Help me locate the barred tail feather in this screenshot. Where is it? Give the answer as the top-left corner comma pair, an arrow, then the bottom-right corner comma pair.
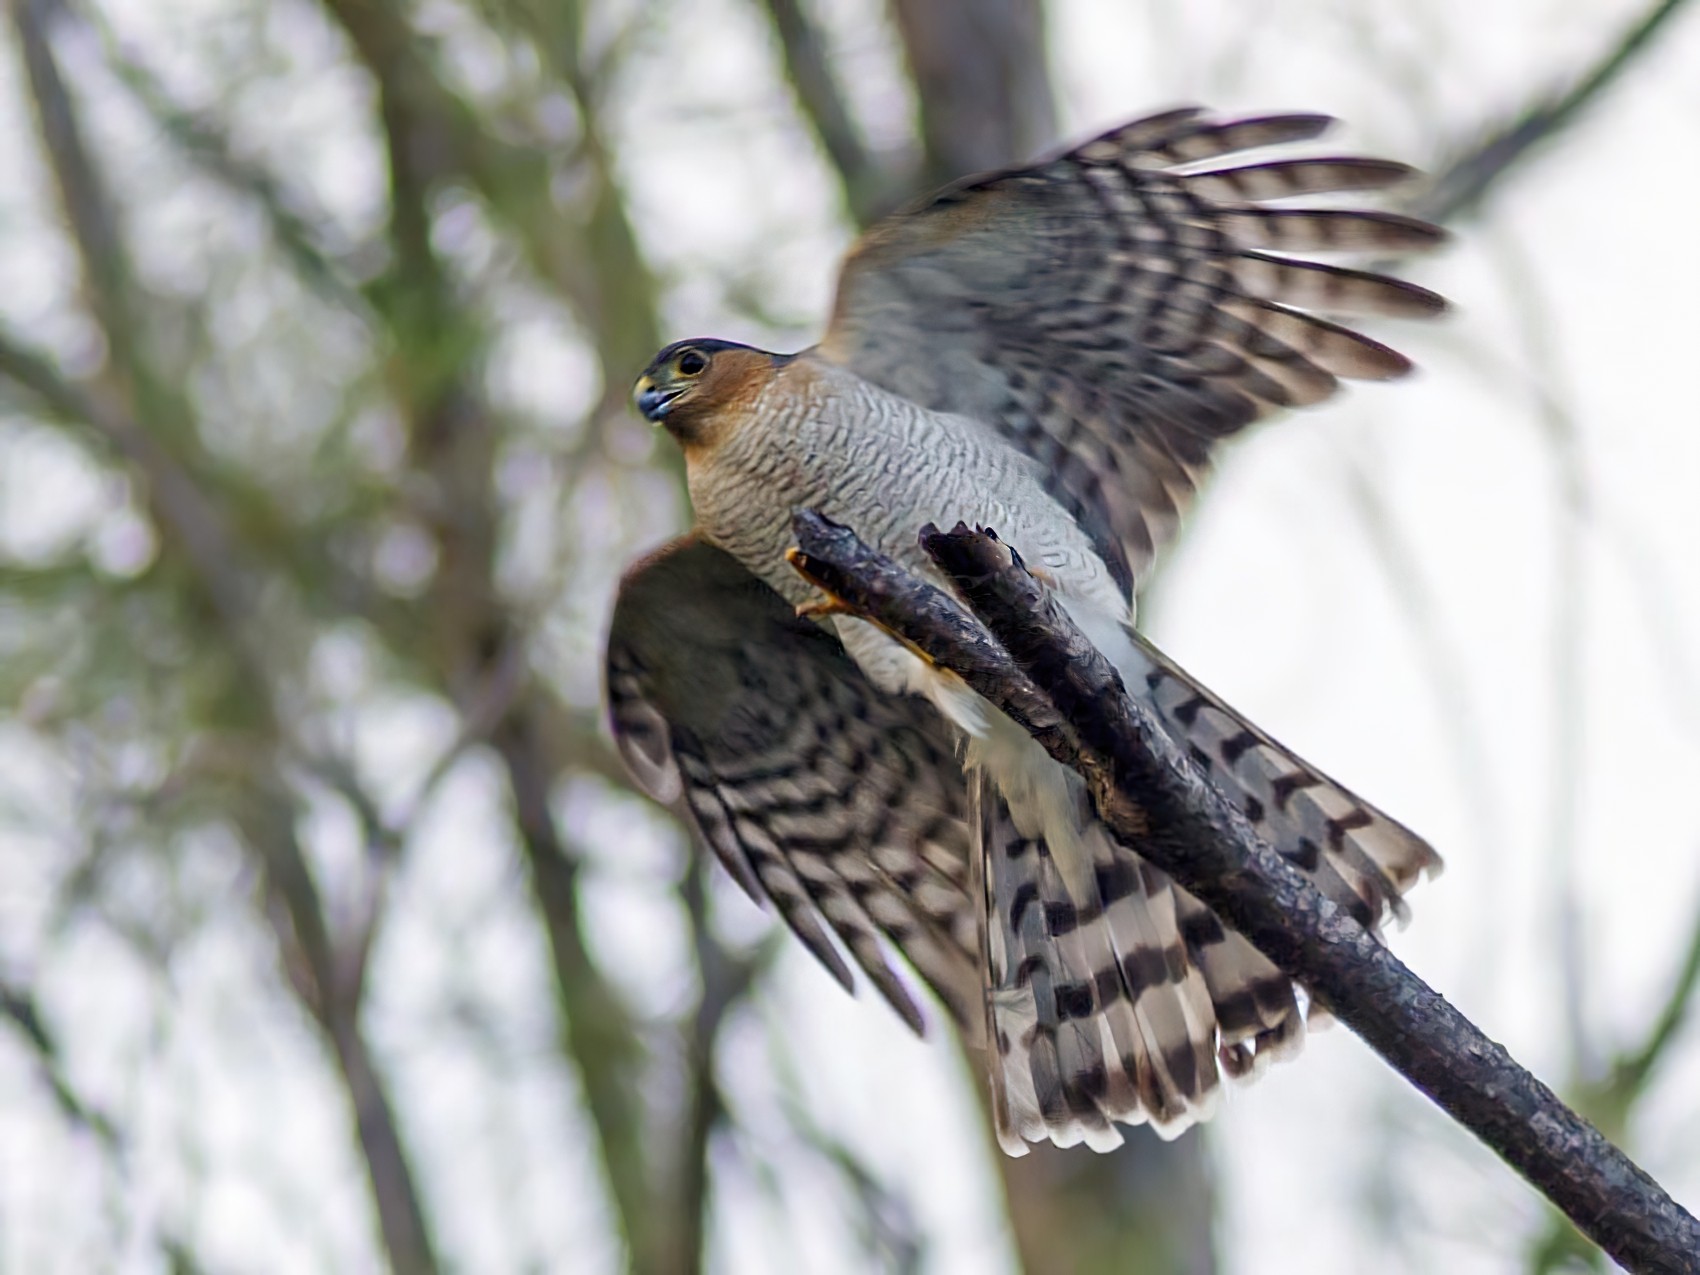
975,607 -> 1439,1151
1119,627 -> 1442,929
974,773 -> 1222,1154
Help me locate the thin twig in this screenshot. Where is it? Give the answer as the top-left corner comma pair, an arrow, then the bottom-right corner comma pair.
1612,877 -> 1700,1111
0,977 -> 123,1150
757,0 -> 890,225
1418,0 -> 1696,223
70,0 -> 367,313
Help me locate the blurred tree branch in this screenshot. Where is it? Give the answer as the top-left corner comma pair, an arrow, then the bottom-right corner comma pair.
1,962 -> 211,1271
8,0 -> 415,634
327,0 -> 659,433
990,1133 -> 1215,1275
479,0 -> 667,432
0,325 -> 260,657
315,4 -> 657,1265
889,0 -> 1054,191
1347,10 -> 1700,1259
1418,0 -> 1695,223
758,0 -> 895,224
1604,881 -> 1700,1116
675,854 -> 775,1270
72,0 -> 368,313
244,781 -> 442,1275
3,0 -> 729,1265
763,0 -> 1057,231
0,976 -> 123,1150
1340,458 -> 1502,889
6,2 -> 442,1270
306,4 -> 738,1271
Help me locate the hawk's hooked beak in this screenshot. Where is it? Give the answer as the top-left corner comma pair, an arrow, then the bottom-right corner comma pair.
634,374 -> 683,422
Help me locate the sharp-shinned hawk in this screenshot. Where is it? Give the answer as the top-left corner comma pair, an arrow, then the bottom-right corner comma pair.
606,107 -> 1444,1155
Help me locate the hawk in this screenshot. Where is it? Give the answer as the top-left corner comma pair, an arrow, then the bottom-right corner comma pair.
606,107 -> 1444,1155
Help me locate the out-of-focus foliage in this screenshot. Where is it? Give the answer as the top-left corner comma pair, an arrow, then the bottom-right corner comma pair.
0,1 -> 1696,1272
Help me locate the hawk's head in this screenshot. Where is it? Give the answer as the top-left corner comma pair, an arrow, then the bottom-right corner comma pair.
634,339 -> 789,449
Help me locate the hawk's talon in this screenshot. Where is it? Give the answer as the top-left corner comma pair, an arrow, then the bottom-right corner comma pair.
784,546 -> 859,619
796,595 -> 855,620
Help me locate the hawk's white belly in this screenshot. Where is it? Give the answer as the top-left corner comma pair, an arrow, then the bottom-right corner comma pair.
688,358 -> 1137,904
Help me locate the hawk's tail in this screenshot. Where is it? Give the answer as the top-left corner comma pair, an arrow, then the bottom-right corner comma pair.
975,628 -> 1439,1154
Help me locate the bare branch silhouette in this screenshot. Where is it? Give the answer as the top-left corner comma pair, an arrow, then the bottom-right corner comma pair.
0,977 -> 123,1151
759,0 -> 892,224
1419,0 -> 1695,222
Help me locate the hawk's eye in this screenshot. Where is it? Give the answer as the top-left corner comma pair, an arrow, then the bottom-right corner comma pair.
676,349 -> 708,376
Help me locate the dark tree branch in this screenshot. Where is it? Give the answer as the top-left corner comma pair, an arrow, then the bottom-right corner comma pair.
72,0 -> 367,313
8,11 -> 442,1267
0,977 -> 123,1150
241,784 -> 441,1275
756,0 -> 892,226
1419,0 -> 1695,223
790,513 -> 1222,1270
786,509 -> 1700,1275
313,6 -> 684,1267
888,0 -> 1055,191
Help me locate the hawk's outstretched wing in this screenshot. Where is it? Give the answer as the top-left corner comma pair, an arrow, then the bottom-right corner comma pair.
605,535 -> 981,1034
818,106 -> 1445,596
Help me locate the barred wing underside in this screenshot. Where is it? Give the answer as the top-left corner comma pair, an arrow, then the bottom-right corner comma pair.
605,535 -> 981,1034
821,106 -> 1446,596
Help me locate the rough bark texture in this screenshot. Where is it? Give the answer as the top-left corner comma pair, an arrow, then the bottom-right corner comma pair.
788,510 -> 1700,1275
